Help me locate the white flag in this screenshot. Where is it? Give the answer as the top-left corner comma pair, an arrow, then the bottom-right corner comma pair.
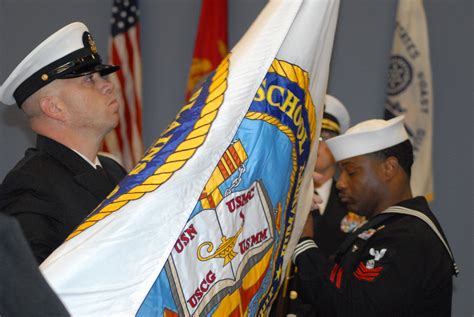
385,0 -> 434,200
40,0 -> 340,315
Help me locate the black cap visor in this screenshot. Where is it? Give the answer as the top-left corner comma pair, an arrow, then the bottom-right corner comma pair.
13,47 -> 119,107
60,63 -> 120,79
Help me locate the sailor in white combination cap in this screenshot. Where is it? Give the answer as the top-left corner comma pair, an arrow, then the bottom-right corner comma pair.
0,22 -> 127,263
0,22 -> 119,107
321,94 -> 350,135
292,116 -> 458,316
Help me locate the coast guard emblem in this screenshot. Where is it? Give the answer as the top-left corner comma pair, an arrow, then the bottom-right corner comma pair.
387,55 -> 413,95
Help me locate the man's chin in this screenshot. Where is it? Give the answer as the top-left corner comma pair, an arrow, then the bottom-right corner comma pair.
344,202 -> 362,214
104,118 -> 119,134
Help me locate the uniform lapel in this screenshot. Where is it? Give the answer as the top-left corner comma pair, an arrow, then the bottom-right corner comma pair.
36,135 -> 116,200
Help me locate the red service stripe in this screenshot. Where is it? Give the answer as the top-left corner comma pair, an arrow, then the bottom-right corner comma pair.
354,271 -> 376,282
330,264 -> 339,283
335,267 -> 343,289
355,267 -> 381,278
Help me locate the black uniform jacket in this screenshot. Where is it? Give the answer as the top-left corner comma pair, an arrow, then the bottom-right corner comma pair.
295,197 -> 456,317
313,181 -> 365,258
0,214 -> 69,316
0,135 -> 127,263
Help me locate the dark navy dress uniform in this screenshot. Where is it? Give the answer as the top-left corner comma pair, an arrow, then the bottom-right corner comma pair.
293,197 -> 457,317
0,214 -> 69,316
0,135 -> 127,263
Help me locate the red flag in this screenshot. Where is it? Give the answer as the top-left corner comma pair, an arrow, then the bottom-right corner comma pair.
185,0 -> 228,100
103,0 -> 143,171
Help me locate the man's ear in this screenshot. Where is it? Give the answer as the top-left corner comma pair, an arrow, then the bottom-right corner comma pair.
382,156 -> 399,181
38,96 -> 65,121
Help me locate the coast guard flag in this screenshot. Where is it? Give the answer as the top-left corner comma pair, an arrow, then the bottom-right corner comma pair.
385,0 -> 434,200
41,0 -> 340,315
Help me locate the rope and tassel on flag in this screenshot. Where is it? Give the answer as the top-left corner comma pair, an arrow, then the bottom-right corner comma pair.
102,0 -> 144,171
185,0 -> 228,101
41,0 -> 340,315
385,0 -> 434,200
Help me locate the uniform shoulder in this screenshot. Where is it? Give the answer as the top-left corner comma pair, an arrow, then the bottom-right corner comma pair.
1,148 -> 60,190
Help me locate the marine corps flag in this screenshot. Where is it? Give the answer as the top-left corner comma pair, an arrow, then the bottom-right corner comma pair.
41,0 -> 340,315
385,0 -> 434,200
186,0 -> 228,101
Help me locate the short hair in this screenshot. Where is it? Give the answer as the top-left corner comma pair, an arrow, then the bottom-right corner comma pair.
368,139 -> 414,177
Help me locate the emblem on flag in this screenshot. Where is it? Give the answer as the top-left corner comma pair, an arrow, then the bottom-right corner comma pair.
387,55 -> 413,96
137,57 -> 316,315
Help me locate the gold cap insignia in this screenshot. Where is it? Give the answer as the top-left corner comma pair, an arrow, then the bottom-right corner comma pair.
87,33 -> 97,54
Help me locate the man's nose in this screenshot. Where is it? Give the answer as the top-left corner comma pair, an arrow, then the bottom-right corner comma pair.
336,174 -> 347,191
100,77 -> 115,95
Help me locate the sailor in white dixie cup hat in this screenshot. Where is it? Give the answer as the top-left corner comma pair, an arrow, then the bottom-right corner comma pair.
326,116 -> 409,163
0,22 -> 127,263
291,115 -> 457,316
286,95 -> 365,315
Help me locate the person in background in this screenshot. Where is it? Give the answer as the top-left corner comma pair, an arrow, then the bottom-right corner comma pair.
312,94 -> 365,258
0,22 -> 127,263
292,116 -> 457,316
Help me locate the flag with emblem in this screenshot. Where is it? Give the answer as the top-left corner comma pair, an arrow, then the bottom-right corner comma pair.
185,0 -> 228,101
102,0 -> 144,171
40,0 -> 340,315
384,0 -> 433,199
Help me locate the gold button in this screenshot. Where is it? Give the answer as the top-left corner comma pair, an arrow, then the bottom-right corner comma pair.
351,245 -> 359,252
290,290 -> 298,300
41,74 -> 48,81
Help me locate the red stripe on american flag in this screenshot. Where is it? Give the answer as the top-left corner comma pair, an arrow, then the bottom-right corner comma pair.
135,23 -> 141,54
128,27 -> 143,163
123,32 -> 137,163
111,41 -> 131,162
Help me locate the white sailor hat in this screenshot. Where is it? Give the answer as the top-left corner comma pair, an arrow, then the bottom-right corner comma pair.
326,116 -> 409,162
0,22 -> 119,107
322,94 -> 350,135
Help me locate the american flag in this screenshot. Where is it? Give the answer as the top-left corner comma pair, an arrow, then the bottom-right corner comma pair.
103,0 -> 143,171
